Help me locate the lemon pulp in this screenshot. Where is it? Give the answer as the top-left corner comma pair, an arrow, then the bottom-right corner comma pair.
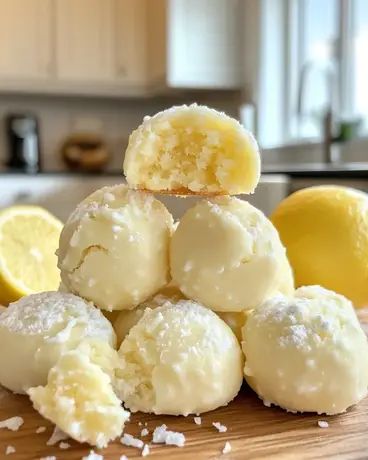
0,206 -> 62,304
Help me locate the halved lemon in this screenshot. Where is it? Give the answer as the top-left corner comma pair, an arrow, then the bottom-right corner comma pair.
0,206 -> 63,305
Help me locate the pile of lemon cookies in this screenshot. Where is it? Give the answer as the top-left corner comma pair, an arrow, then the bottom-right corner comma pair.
0,104 -> 367,450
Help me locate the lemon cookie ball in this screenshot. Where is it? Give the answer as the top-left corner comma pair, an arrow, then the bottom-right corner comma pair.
0,291 -> 116,394
217,311 -> 248,342
58,184 -> 174,311
242,286 -> 368,415
171,197 -> 287,312
218,255 -> 294,341
116,300 -> 243,415
29,350 -> 129,448
113,284 -> 184,346
123,104 -> 260,195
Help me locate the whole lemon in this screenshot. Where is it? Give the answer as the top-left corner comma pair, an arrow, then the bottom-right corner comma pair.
271,186 -> 368,308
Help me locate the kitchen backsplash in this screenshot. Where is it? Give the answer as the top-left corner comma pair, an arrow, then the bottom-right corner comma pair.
0,92 -> 241,173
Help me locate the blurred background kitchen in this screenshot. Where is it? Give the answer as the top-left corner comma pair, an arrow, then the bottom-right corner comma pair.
0,0 -> 367,220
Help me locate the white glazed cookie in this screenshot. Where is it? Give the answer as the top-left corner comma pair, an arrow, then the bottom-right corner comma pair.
123,104 -> 260,195
170,196 -> 288,312
116,300 -> 243,415
113,284 -> 184,347
217,255 -> 294,340
242,285 -> 368,414
0,291 -> 115,394
58,184 -> 174,311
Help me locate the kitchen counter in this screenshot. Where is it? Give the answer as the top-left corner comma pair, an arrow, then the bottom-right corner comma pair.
262,162 -> 368,178
0,169 -> 124,177
0,172 -> 290,219
2,162 -> 368,179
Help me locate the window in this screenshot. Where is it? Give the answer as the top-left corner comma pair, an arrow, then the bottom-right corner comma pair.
253,0 -> 368,148
352,0 -> 368,131
288,0 -> 339,140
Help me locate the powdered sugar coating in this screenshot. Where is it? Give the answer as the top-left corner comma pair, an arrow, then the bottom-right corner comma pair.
58,184 -> 173,311
123,103 -> 261,195
0,292 -> 113,340
171,197 -> 292,312
242,285 -> 368,414
0,292 -> 116,394
116,300 -> 243,415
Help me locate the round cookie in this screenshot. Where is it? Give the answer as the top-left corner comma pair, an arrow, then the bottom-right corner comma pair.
170,196 -> 288,312
0,291 -> 116,394
113,284 -> 184,347
218,255 -> 294,341
58,184 -> 174,311
116,300 -> 243,415
242,285 -> 368,414
123,104 -> 261,195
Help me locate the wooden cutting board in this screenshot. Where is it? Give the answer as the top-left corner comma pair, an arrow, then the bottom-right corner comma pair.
1,310 -> 368,460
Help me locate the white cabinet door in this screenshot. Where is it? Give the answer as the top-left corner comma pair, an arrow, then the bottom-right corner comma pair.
55,0 -> 115,82
0,0 -> 53,80
167,0 -> 243,88
115,0 -> 147,85
115,0 -> 166,87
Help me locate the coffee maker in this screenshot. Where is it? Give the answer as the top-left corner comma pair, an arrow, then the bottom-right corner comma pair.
5,113 -> 41,173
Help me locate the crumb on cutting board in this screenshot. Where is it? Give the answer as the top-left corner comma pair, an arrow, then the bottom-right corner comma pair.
0,416 -> 24,431
213,422 -> 227,433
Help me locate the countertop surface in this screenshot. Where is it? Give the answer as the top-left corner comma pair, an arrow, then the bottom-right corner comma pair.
1,163 -> 368,179
262,162 -> 368,177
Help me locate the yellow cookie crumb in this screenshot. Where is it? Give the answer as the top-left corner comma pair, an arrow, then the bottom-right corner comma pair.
28,350 -> 129,448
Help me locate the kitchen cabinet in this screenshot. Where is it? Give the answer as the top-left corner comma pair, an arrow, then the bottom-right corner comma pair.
0,0 -> 243,96
55,0 -> 161,89
55,0 -> 116,82
0,0 -> 53,80
116,0 -> 149,86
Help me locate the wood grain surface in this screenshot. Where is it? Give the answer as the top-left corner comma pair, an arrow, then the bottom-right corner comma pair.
1,310 -> 368,460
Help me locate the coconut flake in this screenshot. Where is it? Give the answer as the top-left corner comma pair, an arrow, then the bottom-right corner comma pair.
141,428 -> 149,437
121,433 -> 144,449
59,442 -> 70,449
212,422 -> 227,433
40,457 -> 56,460
318,420 -> 329,428
222,441 -> 231,454
0,416 -> 24,431
36,426 -> 46,434
142,444 -> 150,457
5,446 -> 15,455
194,416 -> 202,425
152,424 -> 185,447
82,451 -> 103,460
47,426 -> 69,446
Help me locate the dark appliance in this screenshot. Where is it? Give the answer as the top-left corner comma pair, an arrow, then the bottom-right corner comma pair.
5,113 -> 41,173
